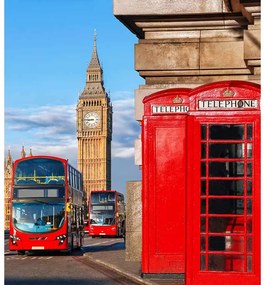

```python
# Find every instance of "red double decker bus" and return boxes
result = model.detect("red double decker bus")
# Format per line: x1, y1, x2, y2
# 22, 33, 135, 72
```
9, 156, 85, 254
88, 190, 126, 238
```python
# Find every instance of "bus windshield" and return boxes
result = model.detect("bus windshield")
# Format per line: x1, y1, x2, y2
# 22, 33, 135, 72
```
90, 213, 115, 225
91, 192, 115, 203
90, 192, 116, 225
12, 201, 65, 233
15, 158, 65, 185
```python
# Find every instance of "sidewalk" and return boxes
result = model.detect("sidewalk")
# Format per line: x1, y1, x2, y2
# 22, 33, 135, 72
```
83, 241, 184, 285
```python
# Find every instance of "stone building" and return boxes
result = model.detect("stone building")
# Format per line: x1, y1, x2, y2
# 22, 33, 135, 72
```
4, 147, 33, 230
113, 0, 261, 261
76, 34, 112, 199
4, 150, 12, 230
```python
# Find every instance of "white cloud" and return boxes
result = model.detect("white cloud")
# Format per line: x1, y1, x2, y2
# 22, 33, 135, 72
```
111, 141, 135, 158
5, 92, 140, 162
5, 105, 76, 134
5, 104, 77, 166
112, 95, 140, 158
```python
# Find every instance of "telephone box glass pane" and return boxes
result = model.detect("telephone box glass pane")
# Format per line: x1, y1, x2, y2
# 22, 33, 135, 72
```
247, 124, 253, 140
208, 254, 227, 271
209, 198, 245, 214
247, 217, 252, 233
201, 235, 206, 251
209, 236, 245, 253
209, 143, 244, 158
201, 125, 207, 140
216, 254, 245, 272
201, 180, 206, 195
247, 143, 252, 158
209, 180, 244, 196
209, 162, 246, 177
247, 237, 252, 252
209, 125, 244, 140
247, 199, 252, 214
209, 236, 225, 251
247, 180, 252, 195
201, 199, 206, 214
209, 162, 228, 177
247, 256, 253, 272
200, 255, 206, 270
208, 217, 234, 233
201, 162, 206, 177
201, 143, 206, 158
247, 163, 252, 177
208, 254, 245, 272
201, 217, 206, 233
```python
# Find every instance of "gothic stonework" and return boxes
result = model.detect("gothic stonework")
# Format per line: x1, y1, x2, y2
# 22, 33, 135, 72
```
4, 147, 33, 229
76, 34, 112, 199
4, 150, 12, 230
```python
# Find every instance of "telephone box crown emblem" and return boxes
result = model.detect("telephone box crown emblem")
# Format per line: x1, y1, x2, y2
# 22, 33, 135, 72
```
173, 96, 183, 104
222, 88, 235, 97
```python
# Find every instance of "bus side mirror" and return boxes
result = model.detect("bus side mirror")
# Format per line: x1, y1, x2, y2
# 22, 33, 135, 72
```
66, 202, 71, 213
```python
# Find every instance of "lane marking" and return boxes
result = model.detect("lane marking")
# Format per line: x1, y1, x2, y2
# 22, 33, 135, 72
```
85, 238, 118, 246
5, 256, 54, 260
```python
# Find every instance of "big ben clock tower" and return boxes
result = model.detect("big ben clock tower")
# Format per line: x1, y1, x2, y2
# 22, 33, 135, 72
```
77, 33, 112, 198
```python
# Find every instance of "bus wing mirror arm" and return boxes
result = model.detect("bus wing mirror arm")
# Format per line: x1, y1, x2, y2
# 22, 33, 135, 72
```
66, 202, 71, 213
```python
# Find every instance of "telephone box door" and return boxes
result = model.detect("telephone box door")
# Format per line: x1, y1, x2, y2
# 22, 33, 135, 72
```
142, 115, 187, 274
187, 116, 260, 285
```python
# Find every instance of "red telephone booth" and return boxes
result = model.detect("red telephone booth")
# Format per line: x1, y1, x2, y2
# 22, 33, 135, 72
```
142, 88, 191, 276
142, 81, 260, 285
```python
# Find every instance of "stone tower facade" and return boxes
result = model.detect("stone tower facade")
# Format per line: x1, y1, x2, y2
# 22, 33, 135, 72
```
76, 34, 112, 199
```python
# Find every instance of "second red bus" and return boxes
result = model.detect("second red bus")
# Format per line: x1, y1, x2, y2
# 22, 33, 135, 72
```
88, 190, 126, 238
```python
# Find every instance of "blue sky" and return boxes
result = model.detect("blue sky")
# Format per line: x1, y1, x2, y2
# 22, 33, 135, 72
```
4, 0, 144, 195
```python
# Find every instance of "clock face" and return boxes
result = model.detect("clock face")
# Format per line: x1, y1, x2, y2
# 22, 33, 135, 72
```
84, 112, 100, 128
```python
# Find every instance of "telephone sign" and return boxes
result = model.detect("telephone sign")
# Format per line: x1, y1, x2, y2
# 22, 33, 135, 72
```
142, 81, 260, 285
151, 104, 189, 113
197, 99, 258, 110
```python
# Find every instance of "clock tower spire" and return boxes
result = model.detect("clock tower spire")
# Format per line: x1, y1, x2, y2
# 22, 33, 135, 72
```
83, 30, 105, 97
76, 32, 112, 199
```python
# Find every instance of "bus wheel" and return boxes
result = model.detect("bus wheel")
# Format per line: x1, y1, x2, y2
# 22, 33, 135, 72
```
17, 250, 26, 255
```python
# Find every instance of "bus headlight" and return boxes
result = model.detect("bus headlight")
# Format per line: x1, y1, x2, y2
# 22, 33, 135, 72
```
10, 235, 21, 245
55, 234, 66, 244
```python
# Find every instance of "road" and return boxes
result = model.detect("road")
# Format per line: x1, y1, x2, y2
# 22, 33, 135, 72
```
5, 236, 137, 285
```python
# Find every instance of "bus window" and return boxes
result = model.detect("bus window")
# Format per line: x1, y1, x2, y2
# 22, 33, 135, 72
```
15, 158, 65, 185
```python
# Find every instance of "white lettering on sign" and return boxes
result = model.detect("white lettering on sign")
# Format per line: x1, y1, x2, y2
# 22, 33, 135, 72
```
152, 105, 189, 114
198, 100, 258, 110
